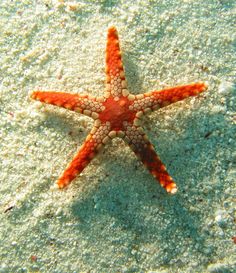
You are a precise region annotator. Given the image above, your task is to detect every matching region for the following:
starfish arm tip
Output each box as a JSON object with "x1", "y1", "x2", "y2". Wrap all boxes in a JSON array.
[
  {"x1": 167, "y1": 185, "x2": 178, "y2": 194},
  {"x1": 57, "y1": 178, "x2": 69, "y2": 189},
  {"x1": 197, "y1": 81, "x2": 208, "y2": 91},
  {"x1": 202, "y1": 81, "x2": 208, "y2": 90},
  {"x1": 30, "y1": 90, "x2": 37, "y2": 99},
  {"x1": 108, "y1": 25, "x2": 118, "y2": 34}
]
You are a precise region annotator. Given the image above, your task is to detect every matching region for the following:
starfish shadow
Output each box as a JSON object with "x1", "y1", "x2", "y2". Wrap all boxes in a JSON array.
[
  {"x1": 122, "y1": 51, "x2": 144, "y2": 95},
  {"x1": 70, "y1": 167, "x2": 207, "y2": 265},
  {"x1": 32, "y1": 106, "x2": 93, "y2": 141}
]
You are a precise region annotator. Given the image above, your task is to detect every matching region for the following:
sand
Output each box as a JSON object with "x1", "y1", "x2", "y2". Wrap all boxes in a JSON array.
[{"x1": 0, "y1": 0, "x2": 235, "y2": 272}]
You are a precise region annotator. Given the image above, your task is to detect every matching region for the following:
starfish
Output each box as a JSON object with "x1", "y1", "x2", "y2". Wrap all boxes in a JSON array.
[{"x1": 31, "y1": 26, "x2": 207, "y2": 194}]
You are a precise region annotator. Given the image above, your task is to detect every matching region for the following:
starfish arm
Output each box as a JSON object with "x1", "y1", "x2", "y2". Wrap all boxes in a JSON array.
[
  {"x1": 105, "y1": 26, "x2": 129, "y2": 98},
  {"x1": 57, "y1": 122, "x2": 111, "y2": 188},
  {"x1": 31, "y1": 91, "x2": 104, "y2": 118},
  {"x1": 123, "y1": 123, "x2": 177, "y2": 194},
  {"x1": 131, "y1": 82, "x2": 207, "y2": 112}
]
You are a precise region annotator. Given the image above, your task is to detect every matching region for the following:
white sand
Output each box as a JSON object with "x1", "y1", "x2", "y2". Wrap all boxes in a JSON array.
[{"x1": 0, "y1": 0, "x2": 235, "y2": 272}]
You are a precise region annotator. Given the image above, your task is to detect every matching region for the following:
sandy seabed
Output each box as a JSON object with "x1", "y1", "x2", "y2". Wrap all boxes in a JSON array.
[{"x1": 0, "y1": 0, "x2": 235, "y2": 272}]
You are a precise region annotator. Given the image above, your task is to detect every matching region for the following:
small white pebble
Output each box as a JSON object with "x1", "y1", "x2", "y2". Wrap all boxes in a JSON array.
[{"x1": 218, "y1": 81, "x2": 234, "y2": 94}]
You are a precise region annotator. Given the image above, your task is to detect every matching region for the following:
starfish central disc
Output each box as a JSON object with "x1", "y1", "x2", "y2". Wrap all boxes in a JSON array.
[{"x1": 99, "y1": 97, "x2": 136, "y2": 130}]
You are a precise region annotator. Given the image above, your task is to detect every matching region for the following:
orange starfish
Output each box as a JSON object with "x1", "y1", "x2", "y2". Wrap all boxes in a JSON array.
[{"x1": 31, "y1": 26, "x2": 207, "y2": 194}]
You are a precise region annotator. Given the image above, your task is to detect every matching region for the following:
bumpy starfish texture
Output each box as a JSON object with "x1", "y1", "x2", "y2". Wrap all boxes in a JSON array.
[{"x1": 31, "y1": 26, "x2": 207, "y2": 194}]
